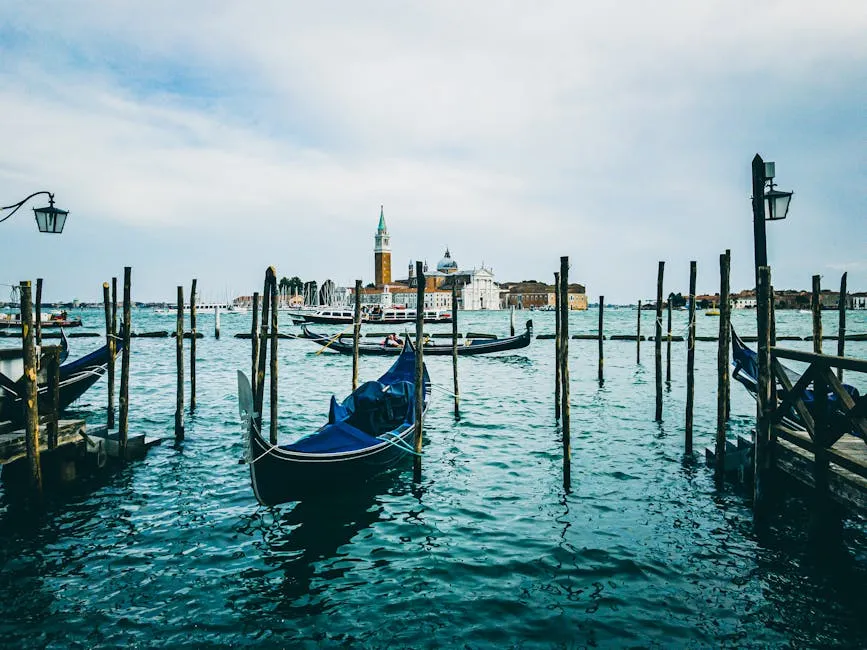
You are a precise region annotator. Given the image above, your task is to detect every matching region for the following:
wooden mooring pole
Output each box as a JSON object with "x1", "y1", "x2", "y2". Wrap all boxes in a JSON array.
[
  {"x1": 119, "y1": 267, "x2": 131, "y2": 454},
  {"x1": 103, "y1": 282, "x2": 115, "y2": 429},
  {"x1": 754, "y1": 265, "x2": 772, "y2": 521},
  {"x1": 190, "y1": 278, "x2": 197, "y2": 413},
  {"x1": 554, "y1": 271, "x2": 561, "y2": 420},
  {"x1": 560, "y1": 256, "x2": 571, "y2": 489},
  {"x1": 655, "y1": 261, "x2": 664, "y2": 421},
  {"x1": 250, "y1": 292, "x2": 260, "y2": 409},
  {"x1": 716, "y1": 251, "x2": 731, "y2": 481},
  {"x1": 838, "y1": 272, "x2": 847, "y2": 381},
  {"x1": 598, "y1": 296, "x2": 604, "y2": 385},
  {"x1": 20, "y1": 280, "x2": 42, "y2": 498},
  {"x1": 35, "y1": 278, "x2": 43, "y2": 346},
  {"x1": 353, "y1": 279, "x2": 362, "y2": 391},
  {"x1": 255, "y1": 274, "x2": 272, "y2": 433},
  {"x1": 47, "y1": 346, "x2": 60, "y2": 451},
  {"x1": 413, "y1": 261, "x2": 425, "y2": 482},
  {"x1": 269, "y1": 270, "x2": 278, "y2": 445},
  {"x1": 636, "y1": 300, "x2": 641, "y2": 364},
  {"x1": 724, "y1": 250, "x2": 731, "y2": 421},
  {"x1": 175, "y1": 285, "x2": 184, "y2": 441},
  {"x1": 666, "y1": 300, "x2": 672, "y2": 386},
  {"x1": 685, "y1": 261, "x2": 696, "y2": 455},
  {"x1": 111, "y1": 276, "x2": 118, "y2": 421},
  {"x1": 451, "y1": 282, "x2": 460, "y2": 419},
  {"x1": 812, "y1": 274, "x2": 822, "y2": 354},
  {"x1": 215, "y1": 305, "x2": 221, "y2": 340},
  {"x1": 510, "y1": 306, "x2": 515, "y2": 337}
]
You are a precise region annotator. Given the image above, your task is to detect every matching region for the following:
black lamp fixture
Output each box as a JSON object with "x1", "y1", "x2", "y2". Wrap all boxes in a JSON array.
[
  {"x1": 0, "y1": 191, "x2": 69, "y2": 233},
  {"x1": 762, "y1": 161, "x2": 793, "y2": 222}
]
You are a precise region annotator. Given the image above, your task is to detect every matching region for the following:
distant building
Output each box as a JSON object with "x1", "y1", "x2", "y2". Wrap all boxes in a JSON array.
[
  {"x1": 501, "y1": 281, "x2": 587, "y2": 310},
  {"x1": 374, "y1": 205, "x2": 392, "y2": 287}
]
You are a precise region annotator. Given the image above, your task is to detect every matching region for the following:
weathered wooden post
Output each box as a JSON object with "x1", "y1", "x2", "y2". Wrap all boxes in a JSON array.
[
  {"x1": 724, "y1": 250, "x2": 731, "y2": 421},
  {"x1": 269, "y1": 270, "x2": 278, "y2": 445},
  {"x1": 111, "y1": 277, "x2": 118, "y2": 407},
  {"x1": 598, "y1": 296, "x2": 604, "y2": 385},
  {"x1": 20, "y1": 280, "x2": 42, "y2": 497},
  {"x1": 46, "y1": 346, "x2": 61, "y2": 450},
  {"x1": 685, "y1": 261, "x2": 696, "y2": 454},
  {"x1": 716, "y1": 251, "x2": 731, "y2": 480},
  {"x1": 812, "y1": 274, "x2": 822, "y2": 354},
  {"x1": 190, "y1": 279, "x2": 197, "y2": 413},
  {"x1": 254, "y1": 273, "x2": 272, "y2": 432},
  {"x1": 102, "y1": 282, "x2": 115, "y2": 428},
  {"x1": 175, "y1": 285, "x2": 184, "y2": 441},
  {"x1": 510, "y1": 306, "x2": 515, "y2": 337},
  {"x1": 214, "y1": 305, "x2": 221, "y2": 340},
  {"x1": 666, "y1": 300, "x2": 672, "y2": 385},
  {"x1": 352, "y1": 279, "x2": 362, "y2": 391},
  {"x1": 754, "y1": 265, "x2": 773, "y2": 521},
  {"x1": 250, "y1": 292, "x2": 260, "y2": 407},
  {"x1": 35, "y1": 277, "x2": 43, "y2": 346},
  {"x1": 560, "y1": 256, "x2": 571, "y2": 489},
  {"x1": 119, "y1": 267, "x2": 132, "y2": 454},
  {"x1": 812, "y1": 362, "x2": 831, "y2": 532},
  {"x1": 655, "y1": 261, "x2": 664, "y2": 422},
  {"x1": 554, "y1": 271, "x2": 561, "y2": 419},
  {"x1": 838, "y1": 272, "x2": 847, "y2": 381},
  {"x1": 636, "y1": 300, "x2": 641, "y2": 364},
  {"x1": 451, "y1": 282, "x2": 460, "y2": 419},
  {"x1": 413, "y1": 261, "x2": 425, "y2": 481}
]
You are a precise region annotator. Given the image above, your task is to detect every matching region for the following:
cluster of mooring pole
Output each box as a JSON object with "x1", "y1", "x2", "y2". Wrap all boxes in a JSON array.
[
  {"x1": 554, "y1": 256, "x2": 571, "y2": 490},
  {"x1": 249, "y1": 268, "x2": 279, "y2": 445},
  {"x1": 413, "y1": 261, "x2": 425, "y2": 482}
]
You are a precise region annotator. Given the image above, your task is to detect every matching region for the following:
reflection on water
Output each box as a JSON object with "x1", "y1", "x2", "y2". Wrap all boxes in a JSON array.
[{"x1": 0, "y1": 308, "x2": 865, "y2": 646}]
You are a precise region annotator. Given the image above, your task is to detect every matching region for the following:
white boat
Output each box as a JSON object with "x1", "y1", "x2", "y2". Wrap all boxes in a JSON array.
[{"x1": 155, "y1": 303, "x2": 245, "y2": 315}]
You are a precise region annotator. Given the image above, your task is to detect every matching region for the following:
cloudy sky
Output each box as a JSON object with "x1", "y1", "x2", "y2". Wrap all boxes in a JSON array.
[{"x1": 0, "y1": 1, "x2": 864, "y2": 303}]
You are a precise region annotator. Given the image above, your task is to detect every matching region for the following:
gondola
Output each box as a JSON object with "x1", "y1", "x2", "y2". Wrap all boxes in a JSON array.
[
  {"x1": 238, "y1": 339, "x2": 431, "y2": 506},
  {"x1": 0, "y1": 331, "x2": 121, "y2": 422},
  {"x1": 731, "y1": 328, "x2": 862, "y2": 439},
  {"x1": 300, "y1": 319, "x2": 534, "y2": 356}
]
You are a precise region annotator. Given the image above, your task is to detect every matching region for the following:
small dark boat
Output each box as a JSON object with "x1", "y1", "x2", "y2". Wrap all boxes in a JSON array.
[
  {"x1": 238, "y1": 340, "x2": 430, "y2": 506},
  {"x1": 301, "y1": 320, "x2": 534, "y2": 356},
  {"x1": 731, "y1": 329, "x2": 861, "y2": 439},
  {"x1": 0, "y1": 332, "x2": 121, "y2": 422}
]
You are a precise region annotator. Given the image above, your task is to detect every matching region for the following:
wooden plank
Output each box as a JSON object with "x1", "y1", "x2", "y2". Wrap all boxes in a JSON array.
[
  {"x1": 775, "y1": 425, "x2": 867, "y2": 481},
  {"x1": 772, "y1": 359, "x2": 815, "y2": 437},
  {"x1": 0, "y1": 419, "x2": 86, "y2": 465},
  {"x1": 773, "y1": 347, "x2": 867, "y2": 374}
]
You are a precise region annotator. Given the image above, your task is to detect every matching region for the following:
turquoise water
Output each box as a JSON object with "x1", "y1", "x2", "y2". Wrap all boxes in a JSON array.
[{"x1": 1, "y1": 307, "x2": 866, "y2": 647}]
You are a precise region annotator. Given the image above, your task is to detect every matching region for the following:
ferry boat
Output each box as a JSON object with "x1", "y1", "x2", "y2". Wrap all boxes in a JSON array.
[
  {"x1": 154, "y1": 303, "x2": 247, "y2": 315},
  {"x1": 296, "y1": 306, "x2": 453, "y2": 325}
]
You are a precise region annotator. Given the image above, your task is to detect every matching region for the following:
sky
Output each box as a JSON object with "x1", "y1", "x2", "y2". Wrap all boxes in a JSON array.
[{"x1": 0, "y1": 1, "x2": 864, "y2": 304}]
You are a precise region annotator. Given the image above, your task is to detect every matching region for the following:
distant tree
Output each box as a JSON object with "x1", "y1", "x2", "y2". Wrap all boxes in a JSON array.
[
  {"x1": 288, "y1": 276, "x2": 303, "y2": 296},
  {"x1": 278, "y1": 277, "x2": 290, "y2": 304},
  {"x1": 667, "y1": 292, "x2": 687, "y2": 309}
]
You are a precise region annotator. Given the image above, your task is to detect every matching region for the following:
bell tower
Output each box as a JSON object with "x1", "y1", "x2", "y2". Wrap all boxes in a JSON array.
[{"x1": 374, "y1": 205, "x2": 391, "y2": 287}]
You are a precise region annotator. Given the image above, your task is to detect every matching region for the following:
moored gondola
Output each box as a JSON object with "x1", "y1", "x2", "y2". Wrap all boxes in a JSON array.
[
  {"x1": 0, "y1": 331, "x2": 121, "y2": 422},
  {"x1": 238, "y1": 340, "x2": 430, "y2": 506},
  {"x1": 301, "y1": 319, "x2": 533, "y2": 356}
]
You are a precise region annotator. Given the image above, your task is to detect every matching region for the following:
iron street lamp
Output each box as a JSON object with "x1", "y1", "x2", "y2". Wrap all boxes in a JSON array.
[
  {"x1": 751, "y1": 154, "x2": 794, "y2": 284},
  {"x1": 0, "y1": 191, "x2": 69, "y2": 234}
]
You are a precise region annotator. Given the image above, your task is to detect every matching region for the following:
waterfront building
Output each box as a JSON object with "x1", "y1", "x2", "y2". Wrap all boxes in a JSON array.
[{"x1": 501, "y1": 281, "x2": 588, "y2": 310}]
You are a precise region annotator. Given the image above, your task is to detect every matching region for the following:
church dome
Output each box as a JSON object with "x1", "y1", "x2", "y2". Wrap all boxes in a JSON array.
[{"x1": 436, "y1": 248, "x2": 458, "y2": 274}]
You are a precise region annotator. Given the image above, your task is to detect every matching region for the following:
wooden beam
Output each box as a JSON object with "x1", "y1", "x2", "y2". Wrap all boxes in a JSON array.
[{"x1": 773, "y1": 348, "x2": 867, "y2": 374}]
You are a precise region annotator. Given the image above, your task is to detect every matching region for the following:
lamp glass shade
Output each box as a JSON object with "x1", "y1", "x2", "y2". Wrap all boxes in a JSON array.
[
  {"x1": 33, "y1": 205, "x2": 69, "y2": 233},
  {"x1": 764, "y1": 189, "x2": 792, "y2": 221}
]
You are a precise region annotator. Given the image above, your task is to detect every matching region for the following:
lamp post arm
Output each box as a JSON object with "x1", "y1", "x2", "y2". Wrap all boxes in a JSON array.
[{"x1": 0, "y1": 191, "x2": 56, "y2": 224}]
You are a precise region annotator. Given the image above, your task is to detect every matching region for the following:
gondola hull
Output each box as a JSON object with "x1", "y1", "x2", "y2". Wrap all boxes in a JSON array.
[
  {"x1": 240, "y1": 341, "x2": 430, "y2": 506},
  {"x1": 301, "y1": 320, "x2": 533, "y2": 356},
  {"x1": 0, "y1": 335, "x2": 120, "y2": 422}
]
